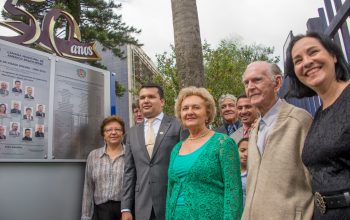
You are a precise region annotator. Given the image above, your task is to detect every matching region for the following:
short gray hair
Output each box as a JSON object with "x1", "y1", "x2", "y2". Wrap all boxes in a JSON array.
[
  {"x1": 218, "y1": 94, "x2": 237, "y2": 106},
  {"x1": 244, "y1": 61, "x2": 283, "y2": 82},
  {"x1": 269, "y1": 63, "x2": 283, "y2": 79}
]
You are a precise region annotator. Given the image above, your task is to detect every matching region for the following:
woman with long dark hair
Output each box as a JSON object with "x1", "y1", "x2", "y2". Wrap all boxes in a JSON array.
[{"x1": 285, "y1": 32, "x2": 350, "y2": 219}]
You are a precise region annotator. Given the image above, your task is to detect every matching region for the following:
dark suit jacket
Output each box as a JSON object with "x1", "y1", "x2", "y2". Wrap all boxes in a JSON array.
[
  {"x1": 215, "y1": 125, "x2": 227, "y2": 134},
  {"x1": 35, "y1": 131, "x2": 44, "y2": 137},
  {"x1": 214, "y1": 120, "x2": 241, "y2": 135},
  {"x1": 0, "y1": 89, "x2": 9, "y2": 95},
  {"x1": 22, "y1": 136, "x2": 32, "y2": 141},
  {"x1": 122, "y1": 114, "x2": 186, "y2": 220},
  {"x1": 24, "y1": 94, "x2": 34, "y2": 99},
  {"x1": 10, "y1": 109, "x2": 21, "y2": 114},
  {"x1": 12, "y1": 88, "x2": 22, "y2": 93},
  {"x1": 23, "y1": 115, "x2": 33, "y2": 120},
  {"x1": 36, "y1": 111, "x2": 45, "y2": 117}
]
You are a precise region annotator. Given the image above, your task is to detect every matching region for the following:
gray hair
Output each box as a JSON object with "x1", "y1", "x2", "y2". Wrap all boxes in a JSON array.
[
  {"x1": 218, "y1": 94, "x2": 237, "y2": 106},
  {"x1": 244, "y1": 61, "x2": 283, "y2": 82},
  {"x1": 269, "y1": 63, "x2": 283, "y2": 80}
]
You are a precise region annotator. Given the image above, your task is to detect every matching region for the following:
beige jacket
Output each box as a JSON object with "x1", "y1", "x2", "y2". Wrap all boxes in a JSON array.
[{"x1": 242, "y1": 100, "x2": 314, "y2": 220}]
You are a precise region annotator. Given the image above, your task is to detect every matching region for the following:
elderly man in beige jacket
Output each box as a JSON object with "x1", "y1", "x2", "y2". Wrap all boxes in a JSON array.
[{"x1": 242, "y1": 61, "x2": 314, "y2": 220}]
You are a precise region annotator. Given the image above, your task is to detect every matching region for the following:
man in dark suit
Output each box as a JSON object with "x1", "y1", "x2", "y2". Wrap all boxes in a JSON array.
[
  {"x1": 35, "y1": 125, "x2": 44, "y2": 137},
  {"x1": 215, "y1": 94, "x2": 241, "y2": 135},
  {"x1": 122, "y1": 83, "x2": 185, "y2": 220},
  {"x1": 22, "y1": 128, "x2": 32, "y2": 141},
  {"x1": 24, "y1": 87, "x2": 34, "y2": 99},
  {"x1": 0, "y1": 82, "x2": 9, "y2": 96},
  {"x1": 10, "y1": 102, "x2": 21, "y2": 114},
  {"x1": 9, "y1": 122, "x2": 20, "y2": 136},
  {"x1": 23, "y1": 107, "x2": 33, "y2": 120},
  {"x1": 36, "y1": 104, "x2": 45, "y2": 117},
  {"x1": 12, "y1": 80, "x2": 22, "y2": 93}
]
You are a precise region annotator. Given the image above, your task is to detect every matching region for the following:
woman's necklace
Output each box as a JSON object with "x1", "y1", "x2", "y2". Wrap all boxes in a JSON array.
[{"x1": 187, "y1": 130, "x2": 210, "y2": 141}]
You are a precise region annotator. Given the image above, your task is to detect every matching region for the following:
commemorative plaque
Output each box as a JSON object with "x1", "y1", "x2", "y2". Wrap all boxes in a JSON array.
[
  {"x1": 0, "y1": 42, "x2": 50, "y2": 159},
  {"x1": 52, "y1": 61, "x2": 105, "y2": 159}
]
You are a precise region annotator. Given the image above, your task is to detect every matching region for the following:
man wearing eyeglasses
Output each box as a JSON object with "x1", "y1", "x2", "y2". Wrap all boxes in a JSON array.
[{"x1": 121, "y1": 83, "x2": 186, "y2": 220}]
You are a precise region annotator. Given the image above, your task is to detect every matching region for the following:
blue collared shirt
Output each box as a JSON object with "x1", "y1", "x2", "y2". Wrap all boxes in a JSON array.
[{"x1": 257, "y1": 99, "x2": 283, "y2": 155}]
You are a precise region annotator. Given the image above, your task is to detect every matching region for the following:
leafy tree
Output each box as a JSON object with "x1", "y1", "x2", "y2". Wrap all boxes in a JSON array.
[
  {"x1": 2, "y1": 0, "x2": 141, "y2": 58},
  {"x1": 153, "y1": 46, "x2": 179, "y2": 114},
  {"x1": 154, "y1": 38, "x2": 279, "y2": 126},
  {"x1": 115, "y1": 81, "x2": 126, "y2": 97}
]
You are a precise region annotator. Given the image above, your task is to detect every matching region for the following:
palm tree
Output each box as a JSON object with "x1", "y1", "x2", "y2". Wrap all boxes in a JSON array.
[{"x1": 171, "y1": 0, "x2": 204, "y2": 88}]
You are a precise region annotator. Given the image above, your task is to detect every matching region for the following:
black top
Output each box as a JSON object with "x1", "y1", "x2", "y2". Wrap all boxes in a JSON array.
[
  {"x1": 302, "y1": 85, "x2": 350, "y2": 217},
  {"x1": 35, "y1": 131, "x2": 44, "y2": 137},
  {"x1": 303, "y1": 84, "x2": 350, "y2": 194},
  {"x1": 12, "y1": 88, "x2": 22, "y2": 93},
  {"x1": 22, "y1": 136, "x2": 32, "y2": 141}
]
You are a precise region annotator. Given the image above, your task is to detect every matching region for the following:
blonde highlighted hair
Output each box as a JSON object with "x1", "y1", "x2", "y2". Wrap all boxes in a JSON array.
[{"x1": 175, "y1": 86, "x2": 216, "y2": 125}]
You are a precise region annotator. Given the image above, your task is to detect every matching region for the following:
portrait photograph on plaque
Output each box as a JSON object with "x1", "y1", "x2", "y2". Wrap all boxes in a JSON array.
[
  {"x1": 0, "y1": 81, "x2": 10, "y2": 96},
  {"x1": 0, "y1": 103, "x2": 8, "y2": 117},
  {"x1": 0, "y1": 125, "x2": 6, "y2": 140}
]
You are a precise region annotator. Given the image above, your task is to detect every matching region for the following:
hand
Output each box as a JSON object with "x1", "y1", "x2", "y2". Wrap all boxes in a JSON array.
[{"x1": 122, "y1": 212, "x2": 133, "y2": 220}]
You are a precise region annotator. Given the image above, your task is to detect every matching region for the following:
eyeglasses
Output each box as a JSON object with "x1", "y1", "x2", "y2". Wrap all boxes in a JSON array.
[{"x1": 104, "y1": 128, "x2": 123, "y2": 134}]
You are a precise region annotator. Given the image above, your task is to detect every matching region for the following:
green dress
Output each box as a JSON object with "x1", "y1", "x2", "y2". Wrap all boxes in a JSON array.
[{"x1": 166, "y1": 132, "x2": 243, "y2": 220}]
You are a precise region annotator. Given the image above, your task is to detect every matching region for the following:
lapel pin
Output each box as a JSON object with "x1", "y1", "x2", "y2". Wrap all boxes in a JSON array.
[{"x1": 159, "y1": 131, "x2": 164, "y2": 135}]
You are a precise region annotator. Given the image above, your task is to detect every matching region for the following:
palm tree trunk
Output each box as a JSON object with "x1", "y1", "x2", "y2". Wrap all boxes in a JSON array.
[{"x1": 171, "y1": 0, "x2": 205, "y2": 88}]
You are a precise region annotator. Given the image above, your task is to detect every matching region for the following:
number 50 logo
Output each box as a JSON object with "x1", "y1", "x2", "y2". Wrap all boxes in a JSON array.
[{"x1": 0, "y1": 0, "x2": 101, "y2": 61}]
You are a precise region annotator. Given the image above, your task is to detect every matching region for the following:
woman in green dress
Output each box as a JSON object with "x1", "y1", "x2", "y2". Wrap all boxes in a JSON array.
[{"x1": 166, "y1": 87, "x2": 243, "y2": 220}]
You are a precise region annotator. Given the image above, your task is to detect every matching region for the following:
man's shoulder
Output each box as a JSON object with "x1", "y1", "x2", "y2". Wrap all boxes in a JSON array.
[
  {"x1": 276, "y1": 101, "x2": 313, "y2": 130},
  {"x1": 230, "y1": 127, "x2": 243, "y2": 141},
  {"x1": 163, "y1": 114, "x2": 180, "y2": 124},
  {"x1": 129, "y1": 122, "x2": 142, "y2": 131},
  {"x1": 0, "y1": 89, "x2": 9, "y2": 94},
  {"x1": 233, "y1": 126, "x2": 244, "y2": 133},
  {"x1": 287, "y1": 102, "x2": 312, "y2": 120},
  {"x1": 214, "y1": 125, "x2": 226, "y2": 134}
]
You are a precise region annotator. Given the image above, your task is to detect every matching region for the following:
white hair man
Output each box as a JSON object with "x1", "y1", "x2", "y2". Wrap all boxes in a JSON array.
[
  {"x1": 215, "y1": 94, "x2": 240, "y2": 135},
  {"x1": 241, "y1": 61, "x2": 313, "y2": 219}
]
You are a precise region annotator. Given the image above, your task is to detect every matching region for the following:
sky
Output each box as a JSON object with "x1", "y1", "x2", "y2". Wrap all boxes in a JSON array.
[
  {"x1": 118, "y1": 0, "x2": 326, "y2": 67},
  {"x1": 0, "y1": 0, "x2": 328, "y2": 68}
]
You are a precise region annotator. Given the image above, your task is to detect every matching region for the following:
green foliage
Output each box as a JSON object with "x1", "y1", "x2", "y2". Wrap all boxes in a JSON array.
[
  {"x1": 115, "y1": 81, "x2": 126, "y2": 97},
  {"x1": 153, "y1": 47, "x2": 179, "y2": 115},
  {"x1": 155, "y1": 38, "x2": 280, "y2": 126}
]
